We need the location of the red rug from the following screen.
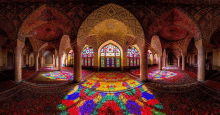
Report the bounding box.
[0,81,17,92]
[184,70,197,79]
[22,71,36,80]
[204,80,220,90]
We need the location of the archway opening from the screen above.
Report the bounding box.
[99,42,121,71]
[82,45,94,69]
[127,46,140,69]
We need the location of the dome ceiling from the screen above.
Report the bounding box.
[158,25,188,41]
[32,24,63,42]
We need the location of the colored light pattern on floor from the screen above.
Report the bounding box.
[148,70,177,80]
[81,72,142,91]
[57,85,166,115]
[40,71,73,81]
[162,67,180,70]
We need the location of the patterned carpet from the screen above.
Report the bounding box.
[26,70,94,85]
[81,72,142,92]
[129,69,197,85]
[39,67,58,71]
[0,81,219,114]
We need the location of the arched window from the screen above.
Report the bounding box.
[69,50,74,65]
[82,46,94,67]
[127,46,140,67]
[153,54,156,64]
[100,43,121,70]
[147,51,150,64]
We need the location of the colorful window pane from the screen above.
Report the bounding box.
[134,57,136,66]
[147,51,150,64]
[153,55,156,64]
[137,58,140,66]
[88,58,91,66]
[116,57,120,67]
[82,58,84,65]
[106,57,110,67]
[100,43,121,68]
[100,43,120,56]
[127,46,140,67]
[111,57,115,67]
[101,57,105,67]
[82,46,94,67]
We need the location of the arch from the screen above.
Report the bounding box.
[203,14,220,46]
[127,45,140,68]
[59,35,72,55]
[39,42,49,53]
[151,35,162,56]
[98,40,123,71]
[148,8,201,43]
[18,4,73,42]
[210,28,220,49]
[0,15,16,45]
[81,45,94,67]
[77,3,145,50]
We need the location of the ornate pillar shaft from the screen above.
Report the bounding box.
[66,53,69,66]
[158,56,162,70]
[74,45,81,82]
[15,46,23,82]
[59,54,63,71]
[55,56,57,67]
[140,45,148,81]
[178,57,180,67]
[182,55,185,70]
[123,51,127,72]
[34,52,39,71]
[195,39,206,82]
[197,47,206,81]
[93,52,98,72]
[41,56,44,67]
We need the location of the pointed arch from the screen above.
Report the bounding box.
[151,35,162,56]
[77,3,145,50]
[59,35,72,55]
[148,8,201,43]
[18,4,73,42]
[98,40,123,71]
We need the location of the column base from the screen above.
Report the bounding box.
[16,79,24,84]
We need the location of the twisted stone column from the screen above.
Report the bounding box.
[196,40,206,82]
[182,55,186,70]
[178,57,180,67]
[41,56,44,67]
[54,56,57,68]
[158,55,162,70]
[140,45,148,81]
[73,45,82,82]
[34,52,39,71]
[14,46,23,82]
[59,54,63,71]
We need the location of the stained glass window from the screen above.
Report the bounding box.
[147,51,150,64]
[82,46,94,67]
[127,46,140,67]
[100,43,121,69]
[153,54,156,64]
